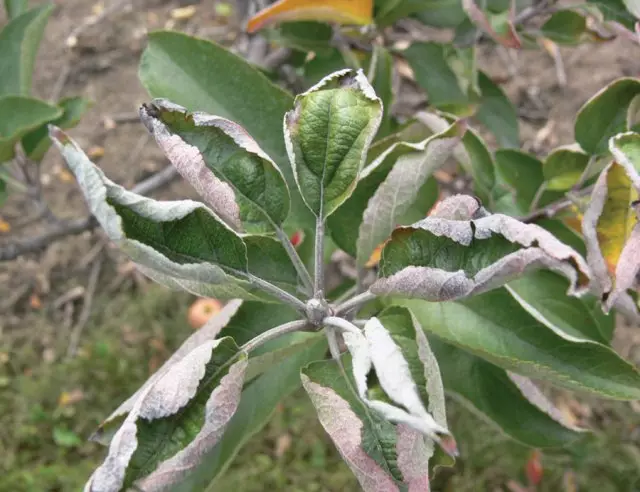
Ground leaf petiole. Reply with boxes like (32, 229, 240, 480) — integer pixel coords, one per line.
(333, 291, 377, 316)
(240, 319, 311, 353)
(275, 226, 314, 296)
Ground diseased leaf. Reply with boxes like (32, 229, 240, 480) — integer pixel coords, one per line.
(374, 194, 590, 302)
(476, 71, 519, 148)
(92, 300, 244, 445)
(50, 127, 277, 302)
(0, 3, 53, 96)
(462, 0, 521, 48)
(606, 202, 640, 311)
(85, 337, 247, 492)
(246, 0, 374, 33)
(429, 338, 583, 448)
(176, 336, 328, 491)
(0, 96, 62, 161)
(139, 31, 313, 229)
(284, 69, 383, 218)
(543, 144, 590, 191)
(507, 271, 614, 344)
(22, 96, 91, 161)
(140, 99, 290, 233)
(356, 120, 465, 267)
(394, 288, 640, 400)
(575, 78, 640, 155)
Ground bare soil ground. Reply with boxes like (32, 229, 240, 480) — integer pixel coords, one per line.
(1, 1, 640, 490)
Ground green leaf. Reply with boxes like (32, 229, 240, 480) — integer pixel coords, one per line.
(0, 3, 53, 96)
(575, 78, 640, 155)
(138, 30, 313, 229)
(263, 21, 334, 55)
(4, 0, 28, 19)
(462, 0, 521, 48)
(284, 69, 383, 218)
(375, 0, 437, 25)
(355, 120, 465, 267)
(430, 338, 583, 448)
(542, 144, 590, 191)
(0, 95, 61, 161)
(302, 356, 413, 490)
(587, 0, 638, 29)
(174, 337, 328, 491)
(507, 270, 614, 344)
(140, 99, 290, 234)
(476, 71, 519, 148)
(540, 10, 587, 44)
(415, 0, 467, 27)
(375, 195, 590, 301)
(394, 288, 640, 400)
(21, 96, 91, 161)
(86, 337, 247, 491)
(460, 126, 496, 203)
(244, 235, 299, 290)
(50, 127, 277, 302)
(403, 42, 469, 111)
(0, 171, 7, 206)
(53, 427, 83, 448)
(367, 45, 394, 139)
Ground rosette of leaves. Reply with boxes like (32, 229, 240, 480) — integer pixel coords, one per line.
(53, 57, 640, 492)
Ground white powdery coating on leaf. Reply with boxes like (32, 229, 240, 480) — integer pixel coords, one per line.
(364, 318, 427, 418)
(136, 357, 248, 491)
(301, 377, 400, 492)
(356, 130, 462, 267)
(429, 194, 481, 221)
(582, 164, 615, 296)
(152, 129, 242, 231)
(371, 266, 474, 301)
(609, 132, 640, 190)
(396, 424, 431, 492)
(342, 330, 372, 399)
(103, 301, 242, 427)
(507, 372, 584, 432)
(606, 221, 640, 312)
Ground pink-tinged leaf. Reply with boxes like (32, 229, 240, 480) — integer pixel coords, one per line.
(92, 300, 243, 445)
(373, 195, 590, 302)
(507, 372, 585, 432)
(85, 338, 247, 491)
(462, 0, 521, 48)
(301, 376, 401, 492)
(396, 424, 431, 492)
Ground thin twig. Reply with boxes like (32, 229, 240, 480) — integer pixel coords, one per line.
(0, 166, 178, 261)
(240, 319, 310, 353)
(333, 291, 377, 316)
(518, 185, 593, 223)
(246, 273, 307, 313)
(275, 227, 313, 296)
(67, 254, 103, 357)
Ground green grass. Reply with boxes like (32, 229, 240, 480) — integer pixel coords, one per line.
(2, 285, 640, 491)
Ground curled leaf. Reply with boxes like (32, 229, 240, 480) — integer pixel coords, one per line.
(356, 119, 467, 267)
(373, 194, 590, 302)
(247, 0, 374, 33)
(85, 338, 247, 492)
(140, 99, 290, 233)
(284, 68, 382, 218)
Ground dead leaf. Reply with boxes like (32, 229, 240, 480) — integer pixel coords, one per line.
(171, 5, 196, 20)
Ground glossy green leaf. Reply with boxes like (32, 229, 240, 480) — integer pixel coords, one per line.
(86, 337, 247, 491)
(430, 338, 583, 448)
(542, 145, 590, 191)
(141, 99, 290, 234)
(394, 288, 640, 400)
(139, 30, 313, 229)
(21, 96, 91, 161)
(0, 3, 53, 96)
(175, 337, 328, 492)
(50, 127, 281, 302)
(375, 195, 590, 301)
(476, 71, 519, 148)
(0, 95, 61, 161)
(507, 270, 614, 344)
(540, 10, 587, 44)
(403, 42, 469, 112)
(575, 78, 640, 155)
(367, 44, 394, 138)
(4, 0, 28, 19)
(284, 69, 382, 218)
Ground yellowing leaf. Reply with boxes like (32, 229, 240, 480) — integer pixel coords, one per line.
(246, 0, 373, 33)
(597, 162, 638, 274)
(0, 219, 10, 233)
